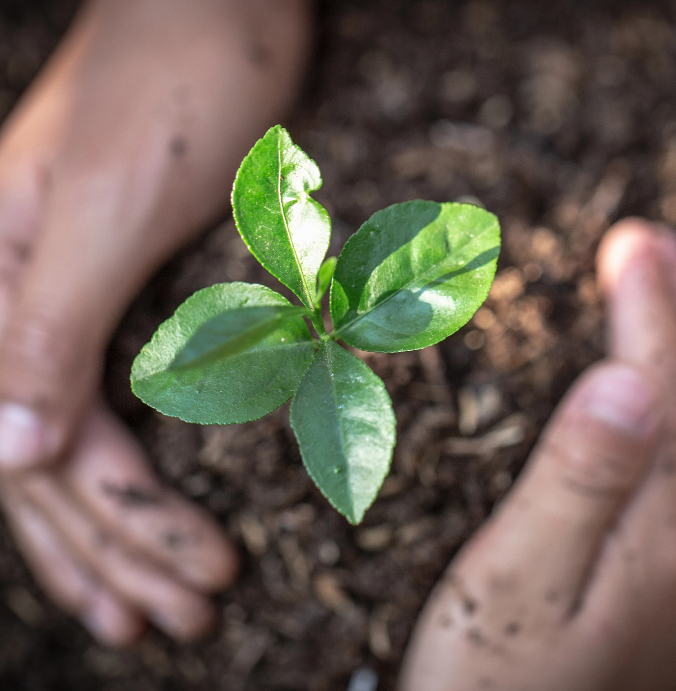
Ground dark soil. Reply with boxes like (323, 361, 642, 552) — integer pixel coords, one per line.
(1, 0, 674, 689)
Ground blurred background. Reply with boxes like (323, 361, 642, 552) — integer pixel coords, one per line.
(0, 0, 674, 689)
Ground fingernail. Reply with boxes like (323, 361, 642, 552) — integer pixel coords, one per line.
(149, 602, 214, 640)
(148, 609, 187, 639)
(0, 403, 46, 468)
(657, 233, 676, 297)
(658, 231, 676, 263)
(82, 591, 128, 646)
(581, 365, 659, 438)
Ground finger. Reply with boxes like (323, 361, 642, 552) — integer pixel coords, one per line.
(0, 158, 178, 471)
(0, 211, 108, 470)
(595, 221, 676, 529)
(17, 471, 216, 641)
(0, 174, 41, 310)
(474, 220, 674, 614)
(563, 221, 676, 684)
(597, 219, 676, 396)
(0, 33, 125, 472)
(400, 361, 662, 690)
(0, 49, 84, 340)
(455, 362, 661, 618)
(59, 403, 238, 591)
(0, 481, 144, 646)
(0, 152, 48, 339)
(0, 158, 52, 471)
(0, 0, 315, 473)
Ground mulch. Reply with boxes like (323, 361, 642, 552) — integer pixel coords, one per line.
(1, 0, 673, 688)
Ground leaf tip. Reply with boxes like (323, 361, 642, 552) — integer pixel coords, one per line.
(343, 508, 365, 525)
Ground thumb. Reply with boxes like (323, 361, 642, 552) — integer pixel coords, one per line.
(399, 360, 663, 691)
(469, 361, 662, 614)
(0, 184, 156, 470)
(597, 219, 676, 387)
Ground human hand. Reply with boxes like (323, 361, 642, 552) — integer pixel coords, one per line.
(0, 0, 310, 644)
(399, 219, 676, 691)
(0, 0, 310, 470)
(0, 403, 238, 645)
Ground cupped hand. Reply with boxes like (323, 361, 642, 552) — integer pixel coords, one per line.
(0, 0, 310, 644)
(0, 404, 238, 644)
(400, 219, 676, 691)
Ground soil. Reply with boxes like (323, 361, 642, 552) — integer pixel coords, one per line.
(0, 0, 674, 689)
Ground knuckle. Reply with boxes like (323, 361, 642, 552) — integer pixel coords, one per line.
(659, 547, 676, 581)
(2, 304, 75, 378)
(540, 431, 641, 500)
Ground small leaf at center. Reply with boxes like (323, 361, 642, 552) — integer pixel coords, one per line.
(316, 256, 337, 306)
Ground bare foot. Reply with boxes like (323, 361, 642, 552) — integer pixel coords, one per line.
(399, 220, 676, 691)
(0, 0, 311, 644)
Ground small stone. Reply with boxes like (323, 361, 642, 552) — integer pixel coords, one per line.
(181, 472, 212, 497)
(439, 69, 478, 103)
(368, 616, 392, 659)
(278, 503, 316, 531)
(348, 667, 379, 691)
(396, 518, 437, 547)
(464, 330, 486, 350)
(378, 474, 408, 498)
(278, 534, 310, 589)
(493, 471, 513, 491)
(479, 95, 514, 129)
(355, 524, 394, 552)
(4, 587, 44, 626)
(239, 513, 268, 556)
(313, 573, 353, 614)
(317, 540, 341, 566)
(458, 384, 502, 435)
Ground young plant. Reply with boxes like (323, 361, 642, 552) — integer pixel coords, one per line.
(131, 125, 501, 524)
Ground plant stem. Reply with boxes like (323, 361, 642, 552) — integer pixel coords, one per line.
(310, 308, 328, 339)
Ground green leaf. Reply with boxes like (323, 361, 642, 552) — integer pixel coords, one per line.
(232, 125, 331, 308)
(330, 201, 500, 352)
(315, 256, 337, 307)
(131, 283, 316, 424)
(290, 340, 396, 524)
(170, 304, 309, 370)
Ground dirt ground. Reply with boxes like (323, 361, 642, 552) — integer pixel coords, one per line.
(1, 0, 675, 689)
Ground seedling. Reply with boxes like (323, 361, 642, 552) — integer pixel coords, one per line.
(131, 126, 501, 524)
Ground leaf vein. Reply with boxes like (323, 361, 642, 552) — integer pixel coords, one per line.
(334, 219, 497, 337)
(277, 136, 312, 306)
(325, 344, 355, 515)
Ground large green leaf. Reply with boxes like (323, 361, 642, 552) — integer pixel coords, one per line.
(170, 304, 309, 370)
(290, 340, 396, 524)
(330, 201, 501, 352)
(131, 283, 316, 424)
(232, 125, 331, 308)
